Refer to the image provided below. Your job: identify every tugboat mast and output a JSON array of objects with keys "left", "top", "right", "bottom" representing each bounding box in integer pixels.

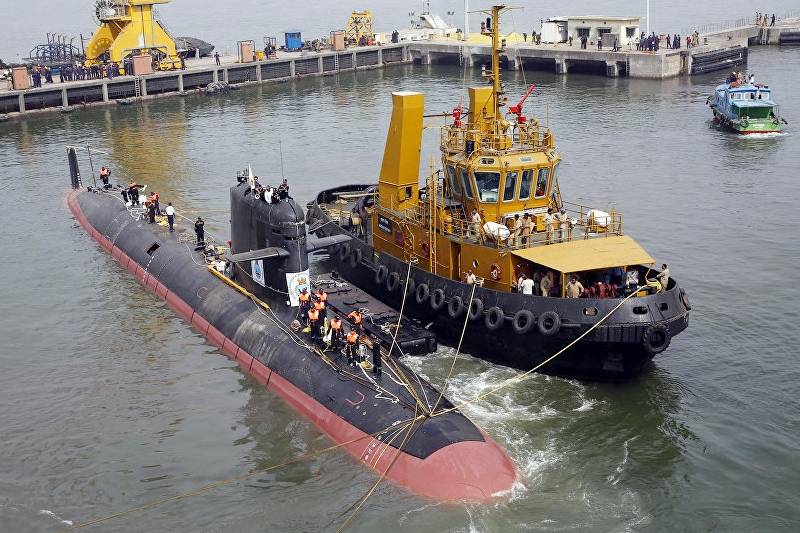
[{"left": 486, "top": 5, "right": 505, "bottom": 120}]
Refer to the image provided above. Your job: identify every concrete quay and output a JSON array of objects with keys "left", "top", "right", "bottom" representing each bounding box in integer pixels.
[{"left": 0, "top": 43, "right": 409, "bottom": 120}]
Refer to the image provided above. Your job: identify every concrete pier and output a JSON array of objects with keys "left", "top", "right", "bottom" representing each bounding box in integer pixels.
[{"left": 0, "top": 43, "right": 410, "bottom": 119}]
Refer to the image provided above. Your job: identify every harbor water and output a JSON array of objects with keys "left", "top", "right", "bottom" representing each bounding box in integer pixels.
[{"left": 1, "top": 35, "right": 799, "bottom": 533}]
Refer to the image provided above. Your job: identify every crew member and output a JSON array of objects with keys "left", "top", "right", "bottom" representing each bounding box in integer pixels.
[
  {"left": 464, "top": 269, "right": 477, "bottom": 285},
  {"left": 519, "top": 274, "right": 535, "bottom": 295},
  {"left": 566, "top": 276, "right": 584, "bottom": 298},
  {"left": 555, "top": 208, "right": 569, "bottom": 242},
  {"left": 313, "top": 299, "right": 326, "bottom": 326},
  {"left": 371, "top": 340, "right": 382, "bottom": 378},
  {"left": 656, "top": 263, "right": 670, "bottom": 292},
  {"left": 277, "top": 179, "right": 289, "bottom": 200},
  {"left": 298, "top": 288, "right": 311, "bottom": 325},
  {"left": 510, "top": 214, "right": 522, "bottom": 248},
  {"left": 345, "top": 329, "right": 359, "bottom": 367},
  {"left": 194, "top": 217, "right": 205, "bottom": 246},
  {"left": 165, "top": 202, "right": 175, "bottom": 232},
  {"left": 540, "top": 271, "right": 554, "bottom": 297},
  {"left": 147, "top": 201, "right": 157, "bottom": 224},
  {"left": 150, "top": 191, "right": 160, "bottom": 214},
  {"left": 99, "top": 166, "right": 111, "bottom": 188},
  {"left": 470, "top": 208, "right": 482, "bottom": 242},
  {"left": 329, "top": 315, "right": 343, "bottom": 349},
  {"left": 307, "top": 307, "right": 321, "bottom": 340},
  {"left": 347, "top": 309, "right": 363, "bottom": 332},
  {"left": 543, "top": 208, "right": 554, "bottom": 244},
  {"left": 521, "top": 213, "right": 533, "bottom": 246},
  {"left": 128, "top": 181, "right": 142, "bottom": 206}
]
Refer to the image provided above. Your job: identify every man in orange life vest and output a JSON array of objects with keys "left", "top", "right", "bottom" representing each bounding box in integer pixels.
[
  {"left": 329, "top": 316, "right": 343, "bottom": 349},
  {"left": 99, "top": 166, "right": 111, "bottom": 189},
  {"left": 345, "top": 329, "right": 360, "bottom": 367},
  {"left": 298, "top": 288, "right": 311, "bottom": 325},
  {"left": 347, "top": 309, "right": 363, "bottom": 333},
  {"left": 307, "top": 307, "right": 321, "bottom": 340}
]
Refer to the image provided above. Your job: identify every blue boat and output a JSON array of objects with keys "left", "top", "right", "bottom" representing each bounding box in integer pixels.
[{"left": 707, "top": 80, "right": 787, "bottom": 134}]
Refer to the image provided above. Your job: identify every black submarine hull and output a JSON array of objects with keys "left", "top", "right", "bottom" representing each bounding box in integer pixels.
[
  {"left": 308, "top": 187, "right": 690, "bottom": 381},
  {"left": 67, "top": 188, "right": 516, "bottom": 500}
]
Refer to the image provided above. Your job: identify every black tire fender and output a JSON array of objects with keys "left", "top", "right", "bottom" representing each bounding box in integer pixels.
[
  {"left": 415, "top": 283, "right": 430, "bottom": 304},
  {"left": 430, "top": 288, "right": 446, "bottom": 311},
  {"left": 537, "top": 311, "right": 561, "bottom": 336},
  {"left": 448, "top": 295, "right": 465, "bottom": 318},
  {"left": 484, "top": 306, "right": 504, "bottom": 331},
  {"left": 339, "top": 242, "right": 350, "bottom": 261},
  {"left": 386, "top": 271, "right": 401, "bottom": 292},
  {"left": 679, "top": 288, "right": 692, "bottom": 311},
  {"left": 349, "top": 247, "right": 362, "bottom": 268},
  {"left": 468, "top": 298, "right": 484, "bottom": 321},
  {"left": 512, "top": 310, "right": 535, "bottom": 335},
  {"left": 641, "top": 324, "right": 671, "bottom": 355},
  {"left": 375, "top": 265, "right": 389, "bottom": 285}
]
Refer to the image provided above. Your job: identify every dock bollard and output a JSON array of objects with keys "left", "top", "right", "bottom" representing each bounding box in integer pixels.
[{"left": 372, "top": 340, "right": 382, "bottom": 378}]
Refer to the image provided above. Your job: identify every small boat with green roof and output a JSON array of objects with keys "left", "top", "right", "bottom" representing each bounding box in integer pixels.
[{"left": 707, "top": 78, "right": 787, "bottom": 134}]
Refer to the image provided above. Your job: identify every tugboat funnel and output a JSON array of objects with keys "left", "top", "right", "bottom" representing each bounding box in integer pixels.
[{"left": 378, "top": 91, "right": 423, "bottom": 211}]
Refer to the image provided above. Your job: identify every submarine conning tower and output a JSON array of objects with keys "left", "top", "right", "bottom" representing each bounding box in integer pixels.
[{"left": 229, "top": 179, "right": 309, "bottom": 300}]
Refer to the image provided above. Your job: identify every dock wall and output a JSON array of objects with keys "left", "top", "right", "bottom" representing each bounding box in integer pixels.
[{"left": 0, "top": 44, "right": 409, "bottom": 119}]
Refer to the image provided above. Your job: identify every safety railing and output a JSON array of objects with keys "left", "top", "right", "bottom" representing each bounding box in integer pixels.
[
  {"left": 96, "top": 1, "right": 130, "bottom": 20},
  {"left": 681, "top": 9, "right": 800, "bottom": 37},
  {"left": 440, "top": 123, "right": 554, "bottom": 155}
]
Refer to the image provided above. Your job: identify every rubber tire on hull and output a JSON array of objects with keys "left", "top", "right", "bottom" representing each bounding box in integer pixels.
[
  {"left": 537, "top": 311, "right": 561, "bottom": 336},
  {"left": 641, "top": 324, "right": 671, "bottom": 355},
  {"left": 349, "top": 248, "right": 363, "bottom": 268},
  {"left": 512, "top": 310, "right": 535, "bottom": 335},
  {"left": 485, "top": 306, "right": 504, "bottom": 331},
  {"left": 468, "top": 298, "right": 484, "bottom": 321},
  {"left": 448, "top": 295, "right": 465, "bottom": 318},
  {"left": 679, "top": 288, "right": 692, "bottom": 311},
  {"left": 431, "top": 289, "right": 446, "bottom": 311},
  {"left": 415, "top": 283, "right": 430, "bottom": 304},
  {"left": 339, "top": 242, "right": 350, "bottom": 262},
  {"left": 386, "top": 272, "right": 401, "bottom": 292},
  {"left": 375, "top": 265, "right": 389, "bottom": 285}
]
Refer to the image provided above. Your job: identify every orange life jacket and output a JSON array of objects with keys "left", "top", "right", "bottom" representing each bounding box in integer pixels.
[
  {"left": 299, "top": 292, "right": 310, "bottom": 303},
  {"left": 330, "top": 318, "right": 342, "bottom": 330},
  {"left": 314, "top": 301, "right": 325, "bottom": 311},
  {"left": 346, "top": 331, "right": 358, "bottom": 344},
  {"left": 348, "top": 311, "right": 362, "bottom": 324},
  {"left": 317, "top": 290, "right": 328, "bottom": 302},
  {"left": 308, "top": 308, "right": 319, "bottom": 321},
  {"left": 100, "top": 168, "right": 109, "bottom": 177}
]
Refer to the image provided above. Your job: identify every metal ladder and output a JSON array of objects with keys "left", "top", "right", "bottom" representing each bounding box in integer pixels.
[
  {"left": 334, "top": 54, "right": 340, "bottom": 71},
  {"left": 134, "top": 76, "right": 142, "bottom": 98},
  {"left": 459, "top": 46, "right": 464, "bottom": 66},
  {"left": 625, "top": 55, "right": 631, "bottom": 77}
]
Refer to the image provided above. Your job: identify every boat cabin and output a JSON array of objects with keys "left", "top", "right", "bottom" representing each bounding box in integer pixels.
[{"left": 715, "top": 84, "right": 777, "bottom": 119}]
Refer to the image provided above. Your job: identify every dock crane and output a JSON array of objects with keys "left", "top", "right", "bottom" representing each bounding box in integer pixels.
[{"left": 85, "top": 0, "right": 181, "bottom": 72}]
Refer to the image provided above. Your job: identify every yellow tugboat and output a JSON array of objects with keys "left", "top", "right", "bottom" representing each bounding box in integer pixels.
[{"left": 308, "top": 5, "right": 690, "bottom": 379}]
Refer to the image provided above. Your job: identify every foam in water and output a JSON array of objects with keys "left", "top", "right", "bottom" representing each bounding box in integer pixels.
[
  {"left": 736, "top": 131, "right": 789, "bottom": 139},
  {"left": 38, "top": 509, "right": 73, "bottom": 526}
]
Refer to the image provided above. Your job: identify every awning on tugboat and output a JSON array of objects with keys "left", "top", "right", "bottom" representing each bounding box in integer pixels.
[{"left": 511, "top": 235, "right": 655, "bottom": 273}]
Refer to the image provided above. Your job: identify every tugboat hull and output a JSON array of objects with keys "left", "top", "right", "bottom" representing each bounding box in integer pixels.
[
  {"left": 67, "top": 188, "right": 516, "bottom": 501},
  {"left": 309, "top": 198, "right": 690, "bottom": 381}
]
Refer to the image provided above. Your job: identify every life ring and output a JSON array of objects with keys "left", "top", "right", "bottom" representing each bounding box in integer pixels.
[
  {"left": 421, "top": 241, "right": 431, "bottom": 257},
  {"left": 430, "top": 288, "right": 446, "bottom": 310},
  {"left": 349, "top": 247, "right": 362, "bottom": 268},
  {"left": 375, "top": 265, "right": 389, "bottom": 285},
  {"left": 679, "top": 288, "right": 692, "bottom": 311},
  {"left": 339, "top": 242, "right": 350, "bottom": 261},
  {"left": 537, "top": 311, "right": 561, "bottom": 336},
  {"left": 415, "top": 283, "right": 430, "bottom": 304},
  {"left": 386, "top": 271, "right": 401, "bottom": 292},
  {"left": 448, "top": 295, "right": 465, "bottom": 318},
  {"left": 484, "top": 306, "right": 504, "bottom": 331},
  {"left": 512, "top": 310, "right": 535, "bottom": 335},
  {"left": 468, "top": 298, "right": 484, "bottom": 321},
  {"left": 490, "top": 263, "right": 502, "bottom": 281},
  {"left": 641, "top": 324, "right": 671, "bottom": 355}
]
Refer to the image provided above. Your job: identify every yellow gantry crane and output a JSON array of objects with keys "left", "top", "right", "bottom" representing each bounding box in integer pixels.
[
  {"left": 344, "top": 10, "right": 374, "bottom": 45},
  {"left": 85, "top": 0, "right": 181, "bottom": 71}
]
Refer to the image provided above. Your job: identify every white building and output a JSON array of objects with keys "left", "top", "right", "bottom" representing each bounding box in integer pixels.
[
  {"left": 541, "top": 17, "right": 568, "bottom": 44},
  {"left": 565, "top": 16, "right": 641, "bottom": 46}
]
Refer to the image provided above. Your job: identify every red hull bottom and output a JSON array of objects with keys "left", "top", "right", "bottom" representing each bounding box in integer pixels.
[{"left": 67, "top": 191, "right": 517, "bottom": 501}]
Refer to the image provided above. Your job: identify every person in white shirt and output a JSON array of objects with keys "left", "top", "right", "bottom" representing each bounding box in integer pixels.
[
  {"left": 543, "top": 208, "right": 555, "bottom": 244},
  {"left": 165, "top": 202, "right": 176, "bottom": 232},
  {"left": 519, "top": 275, "right": 535, "bottom": 295},
  {"left": 470, "top": 209, "right": 482, "bottom": 242},
  {"left": 464, "top": 269, "right": 477, "bottom": 285}
]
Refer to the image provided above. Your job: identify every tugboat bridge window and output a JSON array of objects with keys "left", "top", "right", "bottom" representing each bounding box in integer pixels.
[
  {"left": 460, "top": 168, "right": 474, "bottom": 199},
  {"left": 534, "top": 168, "right": 549, "bottom": 198},
  {"left": 503, "top": 171, "right": 518, "bottom": 202},
  {"left": 446, "top": 165, "right": 462, "bottom": 196},
  {"left": 473, "top": 171, "right": 500, "bottom": 202},
  {"left": 519, "top": 169, "right": 534, "bottom": 200}
]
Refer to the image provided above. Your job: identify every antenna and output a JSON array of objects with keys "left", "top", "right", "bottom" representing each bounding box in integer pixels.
[{"left": 279, "top": 140, "right": 286, "bottom": 181}]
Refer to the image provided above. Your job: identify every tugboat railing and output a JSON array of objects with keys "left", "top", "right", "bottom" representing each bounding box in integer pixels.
[{"left": 440, "top": 123, "right": 554, "bottom": 154}]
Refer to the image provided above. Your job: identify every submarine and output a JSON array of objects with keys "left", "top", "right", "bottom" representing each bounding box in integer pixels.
[{"left": 65, "top": 150, "right": 516, "bottom": 501}]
